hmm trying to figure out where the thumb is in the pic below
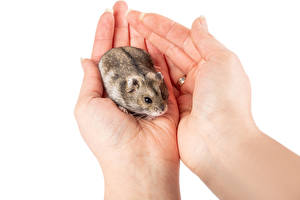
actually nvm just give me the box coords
[78,58,103,104]
[191,16,227,61]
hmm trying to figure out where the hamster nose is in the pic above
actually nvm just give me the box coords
[159,104,165,111]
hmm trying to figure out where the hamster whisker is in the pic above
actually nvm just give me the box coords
[131,113,148,120]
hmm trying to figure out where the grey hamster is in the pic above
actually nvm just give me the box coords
[99,46,169,117]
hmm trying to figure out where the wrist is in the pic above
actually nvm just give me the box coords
[101,157,180,200]
[192,115,262,196]
[189,112,260,177]
[192,114,300,199]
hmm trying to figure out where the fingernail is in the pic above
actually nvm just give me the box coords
[139,12,145,21]
[125,9,132,17]
[199,15,206,21]
[105,8,113,13]
[199,15,207,27]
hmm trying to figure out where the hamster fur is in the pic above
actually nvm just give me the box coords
[99,46,169,117]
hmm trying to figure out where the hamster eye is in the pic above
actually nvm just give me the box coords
[144,97,152,104]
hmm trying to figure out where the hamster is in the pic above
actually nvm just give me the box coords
[98,46,169,118]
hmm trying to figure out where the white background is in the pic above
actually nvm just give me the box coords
[0,0,299,199]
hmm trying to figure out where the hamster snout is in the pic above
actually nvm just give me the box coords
[154,104,168,116]
[158,104,166,112]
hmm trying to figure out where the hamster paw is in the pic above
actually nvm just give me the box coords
[118,106,129,114]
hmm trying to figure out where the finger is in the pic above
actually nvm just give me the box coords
[177,94,192,119]
[91,10,114,63]
[191,17,228,61]
[130,26,146,50]
[113,1,129,47]
[165,56,185,87]
[146,40,179,124]
[127,10,195,74]
[173,86,180,99]
[165,57,195,95]
[78,58,103,103]
[139,12,201,62]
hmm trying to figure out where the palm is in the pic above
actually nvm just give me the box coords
[75,1,179,165]
[84,96,178,162]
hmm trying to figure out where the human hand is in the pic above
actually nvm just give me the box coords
[127,11,300,200]
[127,10,256,180]
[74,2,180,199]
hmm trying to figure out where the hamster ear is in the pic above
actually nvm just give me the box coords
[126,77,140,93]
[146,72,164,81]
[155,72,164,81]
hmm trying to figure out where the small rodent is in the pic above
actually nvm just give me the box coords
[99,46,169,118]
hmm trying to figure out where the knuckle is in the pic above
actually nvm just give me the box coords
[223,51,239,64]
[165,43,176,55]
[165,21,177,39]
[213,50,239,65]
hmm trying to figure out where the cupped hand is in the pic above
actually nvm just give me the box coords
[127,11,300,200]
[74,2,179,199]
[127,11,257,178]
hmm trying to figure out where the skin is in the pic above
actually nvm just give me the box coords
[75,1,300,199]
[74,1,180,200]
[127,9,300,200]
